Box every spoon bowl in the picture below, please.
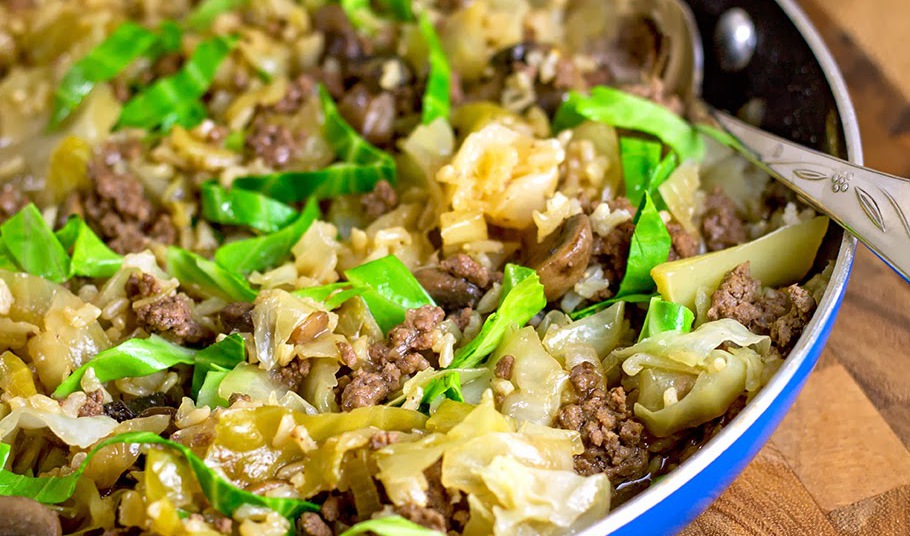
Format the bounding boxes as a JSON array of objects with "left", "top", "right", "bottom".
[{"left": 649, "top": 0, "right": 910, "bottom": 281}]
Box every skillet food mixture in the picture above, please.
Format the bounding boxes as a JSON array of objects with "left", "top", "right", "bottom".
[{"left": 0, "top": 0, "right": 834, "bottom": 534}]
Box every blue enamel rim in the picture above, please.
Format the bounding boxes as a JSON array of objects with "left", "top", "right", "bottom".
[{"left": 577, "top": 0, "right": 861, "bottom": 534}]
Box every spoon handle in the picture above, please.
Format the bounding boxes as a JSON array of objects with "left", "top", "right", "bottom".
[{"left": 712, "top": 110, "right": 910, "bottom": 283}]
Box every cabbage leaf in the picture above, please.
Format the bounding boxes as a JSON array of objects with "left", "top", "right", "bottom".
[
  {"left": 620, "top": 137, "right": 661, "bottom": 207},
  {"left": 449, "top": 264, "right": 546, "bottom": 370},
  {"left": 55, "top": 217, "right": 123, "bottom": 279},
  {"left": 344, "top": 255, "right": 435, "bottom": 333},
  {"left": 233, "top": 86, "right": 396, "bottom": 201},
  {"left": 0, "top": 204, "right": 70, "bottom": 284},
  {"left": 53, "top": 334, "right": 196, "bottom": 398},
  {"left": 185, "top": 0, "right": 248, "bottom": 30},
  {"left": 214, "top": 197, "right": 319, "bottom": 275},
  {"left": 0, "top": 431, "right": 319, "bottom": 518},
  {"left": 554, "top": 86, "right": 703, "bottom": 161},
  {"left": 191, "top": 333, "right": 246, "bottom": 398},
  {"left": 166, "top": 246, "right": 257, "bottom": 302},
  {"left": 571, "top": 193, "right": 670, "bottom": 318},
  {"left": 200, "top": 181, "right": 298, "bottom": 233},
  {"left": 417, "top": 12, "right": 451, "bottom": 125},
  {"left": 294, "top": 282, "right": 366, "bottom": 310},
  {"left": 638, "top": 296, "right": 695, "bottom": 342},
  {"left": 339, "top": 516, "right": 443, "bottom": 536},
  {"left": 117, "top": 35, "right": 238, "bottom": 132},
  {"left": 49, "top": 22, "right": 161, "bottom": 128}
]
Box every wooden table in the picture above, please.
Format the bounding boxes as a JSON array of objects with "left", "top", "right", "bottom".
[{"left": 682, "top": 0, "right": 910, "bottom": 534}]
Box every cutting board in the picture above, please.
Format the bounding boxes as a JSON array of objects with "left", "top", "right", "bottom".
[{"left": 682, "top": 0, "right": 910, "bottom": 534}]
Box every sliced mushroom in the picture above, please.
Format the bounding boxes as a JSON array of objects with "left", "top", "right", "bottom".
[
  {"left": 527, "top": 213, "right": 594, "bottom": 301},
  {"left": 414, "top": 266, "right": 483, "bottom": 310},
  {"left": 0, "top": 496, "right": 61, "bottom": 536}
]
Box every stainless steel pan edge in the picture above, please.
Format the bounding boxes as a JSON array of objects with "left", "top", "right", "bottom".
[{"left": 576, "top": 0, "right": 860, "bottom": 533}]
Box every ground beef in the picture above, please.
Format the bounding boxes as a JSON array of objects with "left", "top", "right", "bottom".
[
  {"left": 80, "top": 143, "right": 175, "bottom": 254},
  {"left": 395, "top": 461, "right": 469, "bottom": 533},
  {"left": 494, "top": 354, "right": 515, "bottom": 380},
  {"left": 212, "top": 516, "right": 232, "bottom": 534},
  {"left": 77, "top": 390, "right": 104, "bottom": 417},
  {"left": 557, "top": 362, "right": 649, "bottom": 482},
  {"left": 446, "top": 307, "right": 473, "bottom": 331},
  {"left": 296, "top": 513, "right": 332, "bottom": 536},
  {"left": 593, "top": 220, "right": 635, "bottom": 284},
  {"left": 126, "top": 273, "right": 212, "bottom": 346},
  {"left": 701, "top": 187, "right": 747, "bottom": 252},
  {"left": 0, "top": 182, "right": 26, "bottom": 223},
  {"left": 706, "top": 262, "right": 817, "bottom": 351},
  {"left": 396, "top": 503, "right": 446, "bottom": 533},
  {"left": 246, "top": 118, "right": 301, "bottom": 169},
  {"left": 667, "top": 221, "right": 699, "bottom": 260},
  {"left": 369, "top": 430, "right": 400, "bottom": 450},
  {"left": 339, "top": 306, "right": 443, "bottom": 411},
  {"left": 360, "top": 179, "right": 398, "bottom": 220},
  {"left": 770, "top": 285, "right": 815, "bottom": 349},
  {"left": 271, "top": 357, "right": 312, "bottom": 393},
  {"left": 336, "top": 341, "right": 357, "bottom": 368},
  {"left": 218, "top": 302, "right": 255, "bottom": 333},
  {"left": 320, "top": 491, "right": 358, "bottom": 526},
  {"left": 441, "top": 253, "right": 491, "bottom": 288},
  {"left": 272, "top": 74, "right": 317, "bottom": 114},
  {"left": 414, "top": 254, "right": 493, "bottom": 311}
]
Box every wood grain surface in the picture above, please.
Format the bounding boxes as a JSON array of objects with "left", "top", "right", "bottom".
[{"left": 682, "top": 0, "right": 910, "bottom": 533}]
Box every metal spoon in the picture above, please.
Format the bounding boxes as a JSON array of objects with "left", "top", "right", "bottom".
[{"left": 648, "top": 0, "right": 910, "bottom": 282}]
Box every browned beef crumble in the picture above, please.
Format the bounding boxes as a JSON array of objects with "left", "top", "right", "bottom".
[
  {"left": 706, "top": 262, "right": 816, "bottom": 351},
  {"left": 594, "top": 220, "right": 635, "bottom": 284},
  {"left": 666, "top": 221, "right": 698, "bottom": 260},
  {"left": 77, "top": 390, "right": 104, "bottom": 417},
  {"left": 336, "top": 340, "right": 358, "bottom": 368},
  {"left": 212, "top": 516, "right": 233, "bottom": 534},
  {"left": 494, "top": 354, "right": 515, "bottom": 380},
  {"left": 246, "top": 118, "right": 302, "bottom": 169},
  {"left": 360, "top": 179, "right": 399, "bottom": 220},
  {"left": 296, "top": 513, "right": 333, "bottom": 536},
  {"left": 446, "top": 307, "right": 473, "bottom": 331},
  {"left": 78, "top": 143, "right": 176, "bottom": 254},
  {"left": 557, "top": 362, "right": 649, "bottom": 482},
  {"left": 414, "top": 253, "right": 494, "bottom": 311},
  {"left": 368, "top": 430, "right": 400, "bottom": 450},
  {"left": 272, "top": 74, "right": 317, "bottom": 114},
  {"left": 442, "top": 252, "right": 492, "bottom": 288},
  {"left": 320, "top": 491, "right": 358, "bottom": 527},
  {"left": 395, "top": 461, "right": 470, "bottom": 533},
  {"left": 701, "top": 187, "right": 747, "bottom": 252},
  {"left": 338, "top": 305, "right": 443, "bottom": 411},
  {"left": 218, "top": 302, "right": 255, "bottom": 333},
  {"left": 126, "top": 273, "right": 212, "bottom": 346},
  {"left": 270, "top": 357, "right": 312, "bottom": 393}
]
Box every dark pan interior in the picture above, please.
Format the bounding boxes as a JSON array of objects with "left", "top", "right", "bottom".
[
  {"left": 685, "top": 0, "right": 847, "bottom": 157},
  {"left": 685, "top": 0, "right": 850, "bottom": 273}
]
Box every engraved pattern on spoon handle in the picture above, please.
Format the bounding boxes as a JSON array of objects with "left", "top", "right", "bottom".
[{"left": 713, "top": 111, "right": 910, "bottom": 282}]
